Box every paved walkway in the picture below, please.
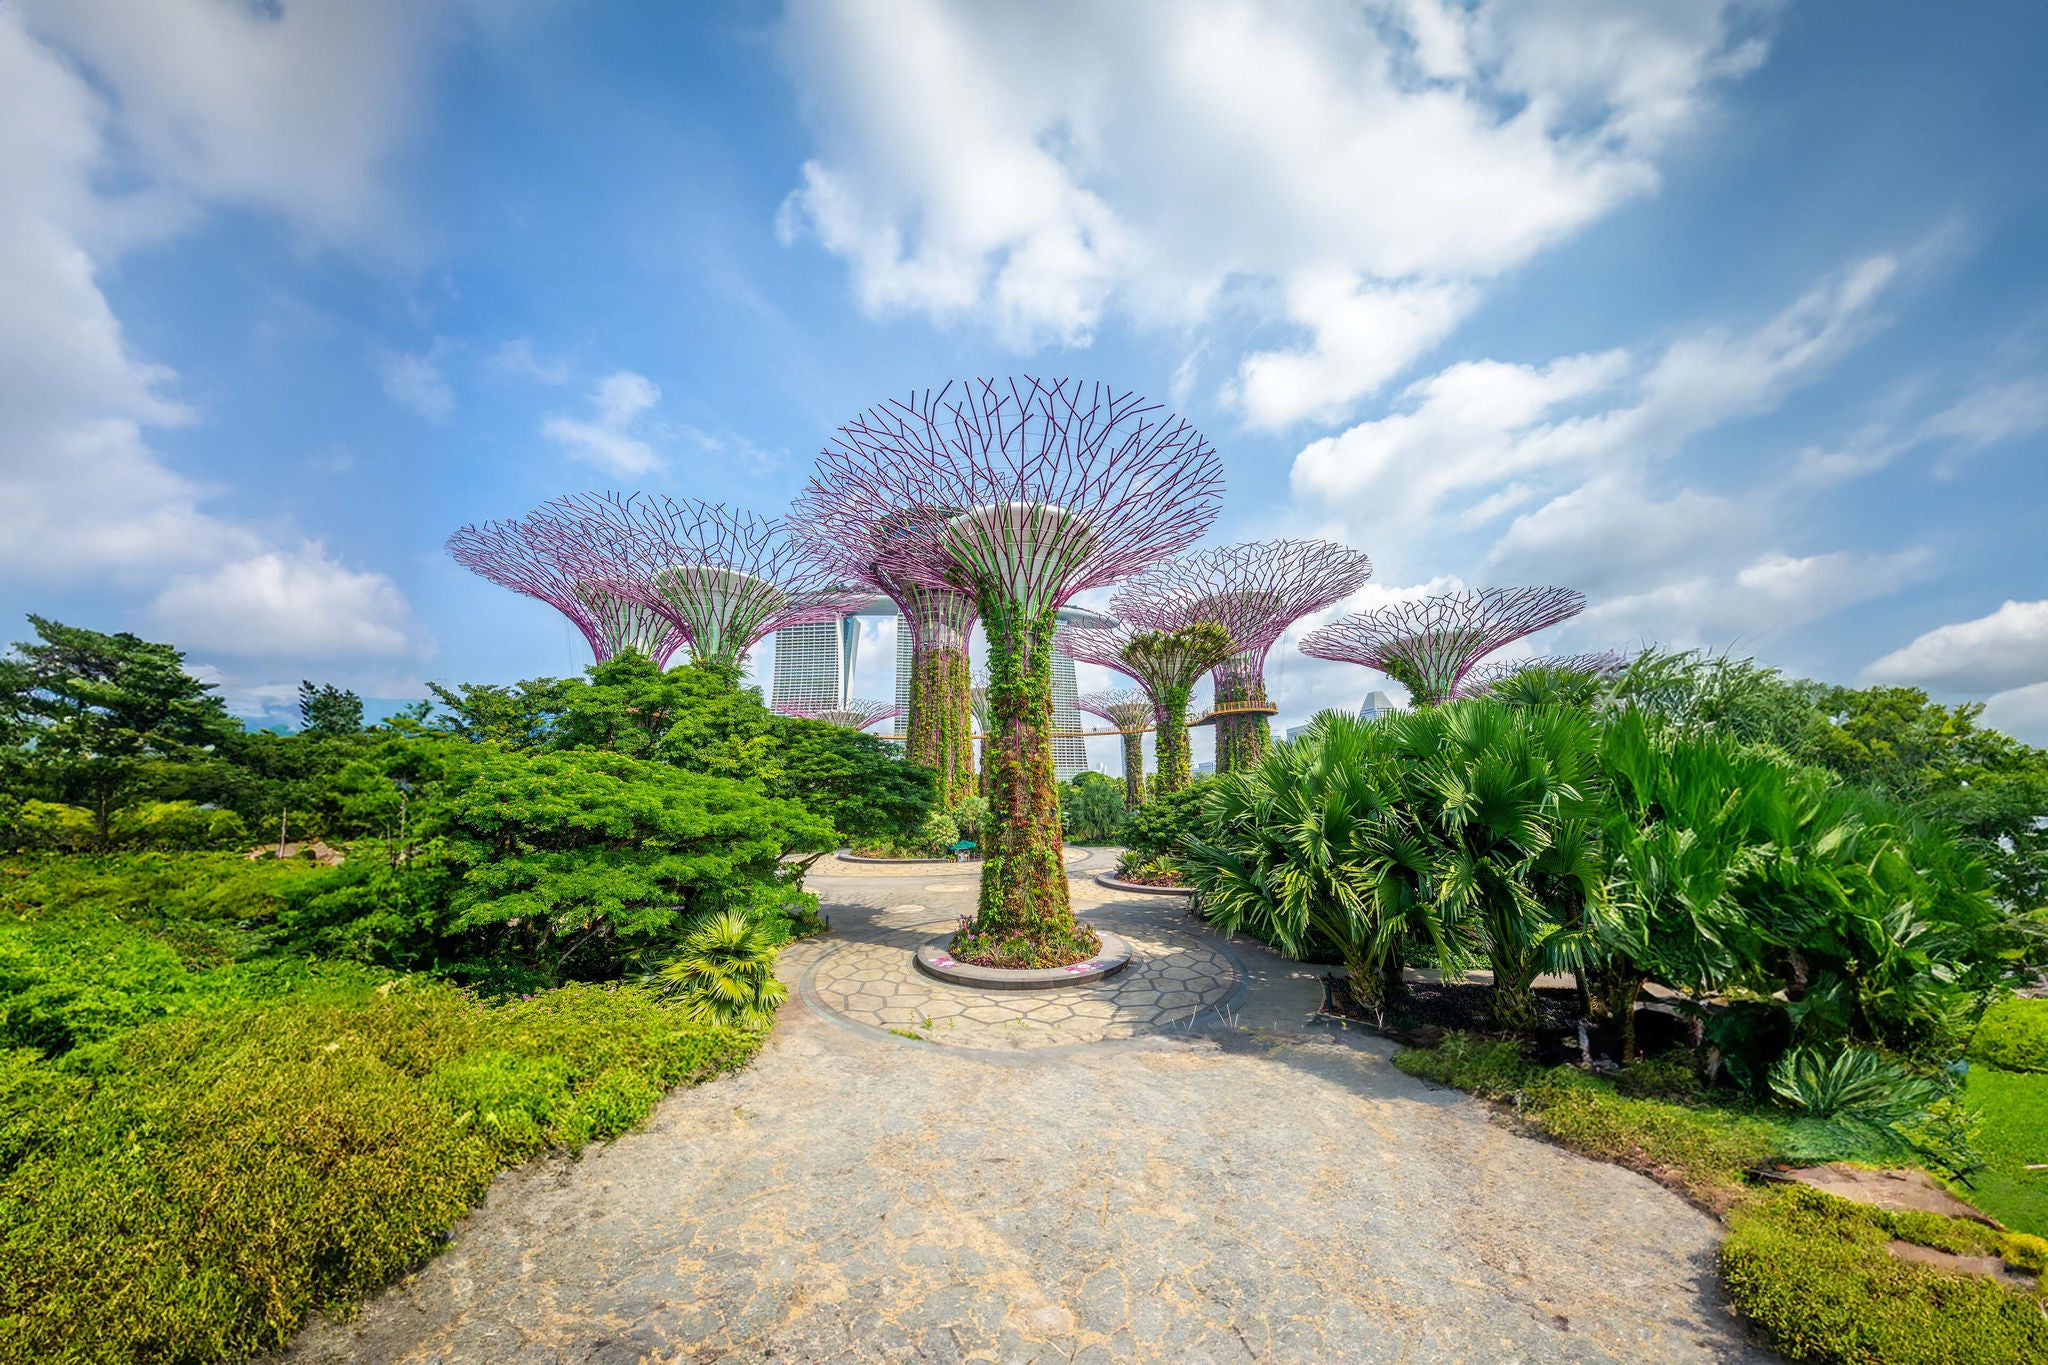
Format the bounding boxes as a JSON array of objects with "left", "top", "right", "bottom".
[{"left": 286, "top": 848, "right": 1771, "bottom": 1364}]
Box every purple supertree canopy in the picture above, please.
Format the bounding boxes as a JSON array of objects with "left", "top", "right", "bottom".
[
  {"left": 1299, "top": 586, "right": 1587, "bottom": 705},
  {"left": 1457, "top": 649, "right": 1628, "bottom": 697},
  {"left": 1077, "top": 688, "right": 1154, "bottom": 733},
  {"left": 799, "top": 378, "right": 1224, "bottom": 615},
  {"left": 532, "top": 491, "right": 869, "bottom": 667},
  {"left": 786, "top": 504, "right": 977, "bottom": 653},
  {"left": 1112, "top": 539, "right": 1373, "bottom": 687},
  {"left": 1057, "top": 620, "right": 1232, "bottom": 703},
  {"left": 775, "top": 698, "right": 903, "bottom": 731},
  {"left": 447, "top": 512, "right": 688, "bottom": 666}
]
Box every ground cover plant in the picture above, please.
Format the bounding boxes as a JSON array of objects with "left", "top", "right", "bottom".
[{"left": 0, "top": 617, "right": 939, "bottom": 1363}]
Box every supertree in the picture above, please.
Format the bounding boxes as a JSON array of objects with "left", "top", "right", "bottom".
[
  {"left": 1078, "top": 688, "right": 1153, "bottom": 808},
  {"left": 1060, "top": 616, "right": 1234, "bottom": 796},
  {"left": 800, "top": 378, "right": 1222, "bottom": 966},
  {"left": 447, "top": 511, "right": 689, "bottom": 666},
  {"left": 532, "top": 492, "right": 868, "bottom": 688},
  {"left": 789, "top": 503, "right": 979, "bottom": 806},
  {"left": 1457, "top": 650, "right": 1627, "bottom": 697},
  {"left": 775, "top": 698, "right": 903, "bottom": 731},
  {"left": 1116, "top": 540, "right": 1373, "bottom": 772},
  {"left": 1300, "top": 587, "right": 1587, "bottom": 706}
]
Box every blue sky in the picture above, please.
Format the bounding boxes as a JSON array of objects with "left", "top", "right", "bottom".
[{"left": 5, "top": 0, "right": 2046, "bottom": 762}]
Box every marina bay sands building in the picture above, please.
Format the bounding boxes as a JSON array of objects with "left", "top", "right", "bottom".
[{"left": 771, "top": 600, "right": 1111, "bottom": 779}]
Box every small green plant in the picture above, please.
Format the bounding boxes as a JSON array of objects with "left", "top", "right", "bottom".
[
  {"left": 1970, "top": 998, "right": 2048, "bottom": 1074},
  {"left": 1721, "top": 1185, "right": 2048, "bottom": 1364},
  {"left": 653, "top": 910, "right": 788, "bottom": 1029}
]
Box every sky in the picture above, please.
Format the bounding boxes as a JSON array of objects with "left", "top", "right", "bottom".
[{"left": 4, "top": 0, "right": 2046, "bottom": 768}]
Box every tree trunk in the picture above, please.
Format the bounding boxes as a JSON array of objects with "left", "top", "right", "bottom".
[
  {"left": 964, "top": 596, "right": 1089, "bottom": 962},
  {"left": 1120, "top": 730, "right": 1146, "bottom": 808},
  {"left": 1212, "top": 662, "right": 1270, "bottom": 774},
  {"left": 906, "top": 643, "right": 975, "bottom": 807},
  {"left": 1152, "top": 682, "right": 1196, "bottom": 795}
]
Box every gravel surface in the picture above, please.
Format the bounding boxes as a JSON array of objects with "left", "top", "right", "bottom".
[{"left": 284, "top": 847, "right": 1773, "bottom": 1364}]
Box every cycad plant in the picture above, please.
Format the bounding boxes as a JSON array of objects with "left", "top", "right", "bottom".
[
  {"left": 654, "top": 909, "right": 788, "bottom": 1029},
  {"left": 1186, "top": 713, "right": 1460, "bottom": 1022}
]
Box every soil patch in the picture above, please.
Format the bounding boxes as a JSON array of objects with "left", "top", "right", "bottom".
[
  {"left": 1774, "top": 1164, "right": 2002, "bottom": 1227},
  {"left": 1320, "top": 975, "right": 1693, "bottom": 1062}
]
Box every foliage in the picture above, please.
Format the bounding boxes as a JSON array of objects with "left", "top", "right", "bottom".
[
  {"left": 0, "top": 977, "right": 756, "bottom": 1365},
  {"left": 654, "top": 909, "right": 788, "bottom": 1029},
  {"left": 296, "top": 681, "right": 364, "bottom": 737},
  {"left": 1187, "top": 712, "right": 1448, "bottom": 1018},
  {"left": 1720, "top": 1185, "right": 2048, "bottom": 1365},
  {"left": 428, "top": 654, "right": 933, "bottom": 855},
  {"left": 437, "top": 746, "right": 830, "bottom": 983},
  {"left": 0, "top": 617, "right": 237, "bottom": 836},
  {"left": 1969, "top": 997, "right": 2048, "bottom": 1073},
  {"left": 1059, "top": 771, "right": 1127, "bottom": 843},
  {"left": 1117, "top": 776, "right": 1214, "bottom": 867}
]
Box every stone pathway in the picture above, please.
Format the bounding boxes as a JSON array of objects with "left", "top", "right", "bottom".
[{"left": 285, "top": 848, "right": 1773, "bottom": 1364}]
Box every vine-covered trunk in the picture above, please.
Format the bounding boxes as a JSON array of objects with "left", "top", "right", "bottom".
[
  {"left": 906, "top": 645, "right": 974, "bottom": 806},
  {"left": 967, "top": 596, "right": 1088, "bottom": 957},
  {"left": 1212, "top": 662, "right": 1270, "bottom": 773},
  {"left": 1120, "top": 730, "right": 1146, "bottom": 808},
  {"left": 1152, "top": 682, "right": 1195, "bottom": 794}
]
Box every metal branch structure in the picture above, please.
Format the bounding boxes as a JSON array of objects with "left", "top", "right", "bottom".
[
  {"left": 1115, "top": 539, "right": 1372, "bottom": 772},
  {"left": 788, "top": 506, "right": 979, "bottom": 806},
  {"left": 776, "top": 698, "right": 903, "bottom": 731},
  {"left": 799, "top": 378, "right": 1223, "bottom": 966},
  {"left": 1078, "top": 688, "right": 1154, "bottom": 808},
  {"left": 532, "top": 492, "right": 869, "bottom": 688},
  {"left": 1300, "top": 587, "right": 1587, "bottom": 706},
  {"left": 1457, "top": 650, "right": 1627, "bottom": 697},
  {"left": 448, "top": 512, "right": 689, "bottom": 667},
  {"left": 1059, "top": 619, "right": 1234, "bottom": 796}
]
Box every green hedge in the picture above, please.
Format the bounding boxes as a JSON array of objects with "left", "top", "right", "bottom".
[
  {"left": 1722, "top": 1185, "right": 2048, "bottom": 1364},
  {"left": 1970, "top": 998, "right": 2048, "bottom": 1074},
  {"left": 0, "top": 979, "right": 757, "bottom": 1364}
]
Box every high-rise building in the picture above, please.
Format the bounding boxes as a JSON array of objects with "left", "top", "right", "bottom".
[
  {"left": 769, "top": 615, "right": 861, "bottom": 713},
  {"left": 1358, "top": 689, "right": 1402, "bottom": 721}
]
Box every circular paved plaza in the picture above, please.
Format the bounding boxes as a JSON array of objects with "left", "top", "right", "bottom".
[{"left": 286, "top": 847, "right": 1773, "bottom": 1364}]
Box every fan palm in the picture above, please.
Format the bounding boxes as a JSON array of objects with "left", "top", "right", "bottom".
[{"left": 654, "top": 909, "right": 788, "bottom": 1029}]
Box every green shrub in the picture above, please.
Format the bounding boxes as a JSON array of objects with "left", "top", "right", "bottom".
[
  {"left": 1722, "top": 1185, "right": 2048, "bottom": 1364},
  {"left": 1970, "top": 998, "right": 2048, "bottom": 1075},
  {"left": 1117, "top": 778, "right": 1213, "bottom": 864},
  {"left": 653, "top": 909, "right": 788, "bottom": 1029},
  {"left": 0, "top": 978, "right": 755, "bottom": 1365}
]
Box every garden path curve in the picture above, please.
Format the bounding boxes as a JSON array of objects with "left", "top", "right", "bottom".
[{"left": 285, "top": 847, "right": 1774, "bottom": 1364}]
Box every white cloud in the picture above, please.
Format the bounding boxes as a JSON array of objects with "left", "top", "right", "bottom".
[
  {"left": 0, "top": 4, "right": 446, "bottom": 665},
  {"left": 778, "top": 0, "right": 1771, "bottom": 425},
  {"left": 1866, "top": 600, "right": 2048, "bottom": 695},
  {"left": 1587, "top": 548, "right": 1933, "bottom": 644},
  {"left": 151, "top": 544, "right": 424, "bottom": 659},
  {"left": 1981, "top": 681, "right": 2048, "bottom": 748},
  {"left": 1923, "top": 377, "right": 2048, "bottom": 474},
  {"left": 543, "top": 371, "right": 663, "bottom": 476},
  {"left": 375, "top": 345, "right": 454, "bottom": 421},
  {"left": 490, "top": 337, "right": 571, "bottom": 385}
]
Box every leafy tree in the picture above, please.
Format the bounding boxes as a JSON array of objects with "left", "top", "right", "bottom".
[
  {"left": 297, "top": 681, "right": 364, "bottom": 737},
  {"left": 435, "top": 746, "right": 832, "bottom": 982},
  {"left": 0, "top": 616, "right": 237, "bottom": 835},
  {"left": 1059, "top": 771, "right": 1126, "bottom": 843}
]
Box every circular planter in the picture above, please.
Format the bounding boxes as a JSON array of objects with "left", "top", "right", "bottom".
[
  {"left": 836, "top": 849, "right": 975, "bottom": 865},
  {"left": 1094, "top": 872, "right": 1193, "bottom": 896},
  {"left": 914, "top": 930, "right": 1132, "bottom": 990}
]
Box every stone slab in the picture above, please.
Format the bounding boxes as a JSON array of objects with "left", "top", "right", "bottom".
[{"left": 914, "top": 931, "right": 1132, "bottom": 989}]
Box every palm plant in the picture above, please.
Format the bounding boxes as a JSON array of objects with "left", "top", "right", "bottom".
[
  {"left": 1386, "top": 701, "right": 1598, "bottom": 1031},
  {"left": 654, "top": 909, "right": 788, "bottom": 1029},
  {"left": 1185, "top": 713, "right": 1460, "bottom": 1022}
]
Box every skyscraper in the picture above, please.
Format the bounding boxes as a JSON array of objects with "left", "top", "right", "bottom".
[{"left": 769, "top": 615, "right": 861, "bottom": 713}]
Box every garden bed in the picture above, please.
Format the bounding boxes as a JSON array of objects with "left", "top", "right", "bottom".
[{"left": 1320, "top": 975, "right": 1694, "bottom": 1064}]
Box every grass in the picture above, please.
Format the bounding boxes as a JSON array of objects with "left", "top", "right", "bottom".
[
  {"left": 1395, "top": 1032, "right": 2048, "bottom": 1364},
  {"left": 1960, "top": 1065, "right": 2048, "bottom": 1237}
]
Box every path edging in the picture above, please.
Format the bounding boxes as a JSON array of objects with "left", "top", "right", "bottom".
[{"left": 1094, "top": 872, "right": 1194, "bottom": 896}]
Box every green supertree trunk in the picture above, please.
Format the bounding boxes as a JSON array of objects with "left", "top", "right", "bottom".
[
  {"left": 961, "top": 594, "right": 1093, "bottom": 964},
  {"left": 907, "top": 645, "right": 974, "bottom": 805},
  {"left": 1212, "top": 668, "right": 1270, "bottom": 773},
  {"left": 1120, "top": 730, "right": 1146, "bottom": 808},
  {"left": 1152, "top": 681, "right": 1196, "bottom": 795}
]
